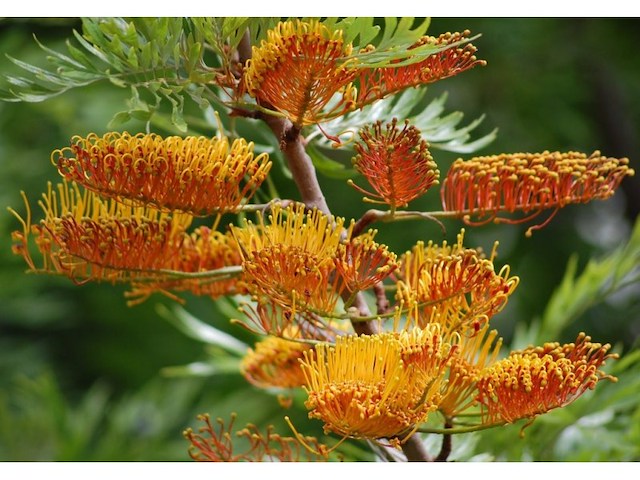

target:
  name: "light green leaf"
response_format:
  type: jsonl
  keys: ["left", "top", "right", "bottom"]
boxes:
{"left": 156, "top": 304, "right": 248, "bottom": 355}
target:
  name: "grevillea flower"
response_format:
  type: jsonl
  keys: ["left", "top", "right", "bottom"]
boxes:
{"left": 243, "top": 20, "right": 358, "bottom": 127}
{"left": 441, "top": 150, "right": 635, "bottom": 236}
{"left": 357, "top": 30, "right": 485, "bottom": 107}
{"left": 333, "top": 229, "right": 398, "bottom": 293}
{"left": 53, "top": 132, "right": 272, "bottom": 215}
{"left": 349, "top": 119, "right": 439, "bottom": 209}
{"left": 184, "top": 413, "right": 328, "bottom": 462}
{"left": 475, "top": 333, "right": 618, "bottom": 425}
{"left": 395, "top": 229, "right": 519, "bottom": 335}
{"left": 10, "top": 181, "right": 193, "bottom": 283}
{"left": 241, "top": 332, "right": 315, "bottom": 389}
{"left": 10, "top": 182, "right": 245, "bottom": 301}
{"left": 231, "top": 203, "right": 350, "bottom": 314}
{"left": 300, "top": 326, "right": 455, "bottom": 441}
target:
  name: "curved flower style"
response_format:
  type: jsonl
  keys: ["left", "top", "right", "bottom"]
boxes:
{"left": 333, "top": 229, "right": 398, "bottom": 293}
{"left": 53, "top": 132, "right": 272, "bottom": 215}
{"left": 300, "top": 327, "right": 455, "bottom": 441}
{"left": 241, "top": 332, "right": 315, "bottom": 389}
{"left": 441, "top": 150, "right": 635, "bottom": 236}
{"left": 349, "top": 119, "right": 439, "bottom": 209}
{"left": 395, "top": 229, "right": 519, "bottom": 335}
{"left": 231, "top": 203, "right": 350, "bottom": 314}
{"left": 357, "top": 30, "right": 485, "bottom": 107}
{"left": 185, "top": 413, "right": 328, "bottom": 462}
{"left": 244, "top": 20, "right": 358, "bottom": 127}
{"left": 438, "top": 326, "right": 503, "bottom": 418}
{"left": 475, "top": 333, "right": 618, "bottom": 425}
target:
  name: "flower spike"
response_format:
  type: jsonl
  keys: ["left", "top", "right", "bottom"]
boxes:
{"left": 231, "top": 203, "right": 349, "bottom": 315}
{"left": 300, "top": 327, "right": 455, "bottom": 441}
{"left": 349, "top": 119, "right": 439, "bottom": 209}
{"left": 357, "top": 30, "right": 485, "bottom": 107}
{"left": 396, "top": 229, "right": 519, "bottom": 335}
{"left": 244, "top": 20, "right": 358, "bottom": 127}
{"left": 53, "top": 132, "right": 272, "bottom": 215}
{"left": 10, "top": 182, "right": 244, "bottom": 300}
{"left": 475, "top": 333, "right": 618, "bottom": 425}
{"left": 441, "top": 150, "right": 635, "bottom": 236}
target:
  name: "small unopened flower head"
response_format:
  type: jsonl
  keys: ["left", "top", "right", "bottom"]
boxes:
{"left": 396, "top": 229, "right": 518, "bottom": 335}
{"left": 232, "top": 203, "right": 349, "bottom": 314}
{"left": 300, "top": 327, "right": 454, "bottom": 441}
{"left": 441, "top": 150, "right": 635, "bottom": 236}
{"left": 357, "top": 30, "right": 485, "bottom": 106}
{"left": 53, "top": 132, "right": 272, "bottom": 215}
{"left": 475, "top": 333, "right": 618, "bottom": 425}
{"left": 349, "top": 119, "right": 439, "bottom": 209}
{"left": 244, "top": 20, "right": 358, "bottom": 126}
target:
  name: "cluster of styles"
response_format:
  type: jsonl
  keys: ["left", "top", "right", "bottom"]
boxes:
{"left": 8, "top": 19, "right": 635, "bottom": 461}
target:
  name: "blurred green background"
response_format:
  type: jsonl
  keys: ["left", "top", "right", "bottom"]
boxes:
{"left": 0, "top": 18, "right": 638, "bottom": 461}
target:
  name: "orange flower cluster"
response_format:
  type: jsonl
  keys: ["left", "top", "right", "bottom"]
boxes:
{"left": 476, "top": 333, "right": 617, "bottom": 424}
{"left": 441, "top": 150, "right": 635, "bottom": 235}
{"left": 357, "top": 30, "right": 485, "bottom": 107}
{"left": 243, "top": 22, "right": 484, "bottom": 126}
{"left": 333, "top": 230, "right": 398, "bottom": 293}
{"left": 11, "top": 183, "right": 245, "bottom": 303}
{"left": 232, "top": 204, "right": 397, "bottom": 316}
{"left": 244, "top": 20, "right": 358, "bottom": 127}
{"left": 349, "top": 119, "right": 439, "bottom": 209}
{"left": 300, "top": 326, "right": 456, "bottom": 441}
{"left": 53, "top": 132, "right": 271, "bottom": 215}
{"left": 395, "top": 230, "right": 519, "bottom": 334}
{"left": 241, "top": 332, "right": 314, "bottom": 389}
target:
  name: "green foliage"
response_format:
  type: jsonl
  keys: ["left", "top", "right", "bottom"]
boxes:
{"left": 0, "top": 373, "right": 203, "bottom": 460}
{"left": 513, "top": 216, "right": 640, "bottom": 349}
{"left": 1, "top": 18, "right": 217, "bottom": 132}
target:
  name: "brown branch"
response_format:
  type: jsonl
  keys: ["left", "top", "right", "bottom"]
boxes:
{"left": 435, "top": 419, "right": 453, "bottom": 462}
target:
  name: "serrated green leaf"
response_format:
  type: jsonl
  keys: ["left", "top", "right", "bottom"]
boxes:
{"left": 309, "top": 89, "right": 494, "bottom": 156}
{"left": 432, "top": 128, "right": 498, "bottom": 154}
{"left": 537, "top": 217, "right": 640, "bottom": 343}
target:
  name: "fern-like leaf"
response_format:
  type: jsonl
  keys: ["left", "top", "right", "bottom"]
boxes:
{"left": 307, "top": 88, "right": 496, "bottom": 154}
